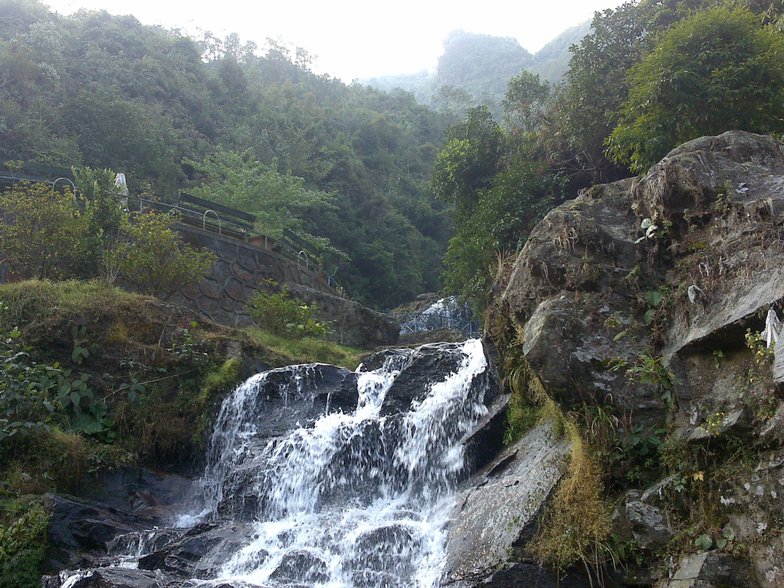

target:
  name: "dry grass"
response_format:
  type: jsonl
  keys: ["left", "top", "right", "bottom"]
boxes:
{"left": 530, "top": 418, "right": 613, "bottom": 582}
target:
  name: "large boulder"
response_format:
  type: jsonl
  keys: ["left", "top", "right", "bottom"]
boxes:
{"left": 362, "top": 341, "right": 499, "bottom": 416}
{"left": 498, "top": 131, "right": 784, "bottom": 424}
{"left": 492, "top": 131, "right": 784, "bottom": 586}
{"left": 44, "top": 494, "right": 161, "bottom": 572}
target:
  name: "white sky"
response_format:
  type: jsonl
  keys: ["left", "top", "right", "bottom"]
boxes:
{"left": 43, "top": 0, "right": 621, "bottom": 81}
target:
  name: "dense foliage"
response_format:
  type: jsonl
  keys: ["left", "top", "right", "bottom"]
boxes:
{"left": 247, "top": 281, "right": 329, "bottom": 339}
{"left": 0, "top": 0, "right": 452, "bottom": 308}
{"left": 0, "top": 183, "right": 92, "bottom": 280}
{"left": 606, "top": 6, "right": 784, "bottom": 171}
{"left": 106, "top": 212, "right": 218, "bottom": 301}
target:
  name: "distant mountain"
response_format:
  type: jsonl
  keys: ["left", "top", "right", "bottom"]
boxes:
{"left": 363, "top": 23, "right": 591, "bottom": 117}
{"left": 362, "top": 71, "right": 433, "bottom": 105}
{"left": 435, "top": 31, "right": 534, "bottom": 104}
{"left": 529, "top": 22, "right": 591, "bottom": 82}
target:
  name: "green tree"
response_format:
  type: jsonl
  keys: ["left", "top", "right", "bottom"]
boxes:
{"left": 108, "top": 211, "right": 216, "bottom": 300}
{"left": 185, "top": 148, "right": 344, "bottom": 260}
{"left": 432, "top": 106, "right": 502, "bottom": 216}
{"left": 502, "top": 71, "right": 550, "bottom": 132}
{"left": 434, "top": 106, "right": 555, "bottom": 312}
{"left": 606, "top": 7, "right": 784, "bottom": 172}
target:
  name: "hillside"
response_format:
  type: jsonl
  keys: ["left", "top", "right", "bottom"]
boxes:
{"left": 0, "top": 0, "right": 454, "bottom": 309}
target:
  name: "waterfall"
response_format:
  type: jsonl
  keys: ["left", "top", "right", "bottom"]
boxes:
{"left": 53, "top": 339, "right": 494, "bottom": 588}
{"left": 399, "top": 296, "right": 479, "bottom": 338}
{"left": 186, "top": 338, "right": 489, "bottom": 587}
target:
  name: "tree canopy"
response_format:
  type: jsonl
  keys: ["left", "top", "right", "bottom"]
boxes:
{"left": 606, "top": 6, "right": 784, "bottom": 171}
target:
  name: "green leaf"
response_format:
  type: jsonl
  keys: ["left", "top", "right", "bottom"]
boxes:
{"left": 69, "top": 413, "right": 106, "bottom": 435}
{"left": 644, "top": 308, "right": 656, "bottom": 325}
{"left": 644, "top": 290, "right": 662, "bottom": 308}
{"left": 72, "top": 346, "right": 89, "bottom": 364}
{"left": 694, "top": 533, "right": 713, "bottom": 551}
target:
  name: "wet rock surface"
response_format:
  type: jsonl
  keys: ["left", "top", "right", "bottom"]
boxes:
{"left": 45, "top": 493, "right": 162, "bottom": 572}
{"left": 236, "top": 363, "right": 361, "bottom": 441}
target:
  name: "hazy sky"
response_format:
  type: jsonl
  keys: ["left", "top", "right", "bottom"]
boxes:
{"left": 43, "top": 0, "right": 621, "bottom": 81}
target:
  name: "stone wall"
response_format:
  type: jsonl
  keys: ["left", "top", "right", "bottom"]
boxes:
{"left": 172, "top": 224, "right": 334, "bottom": 327}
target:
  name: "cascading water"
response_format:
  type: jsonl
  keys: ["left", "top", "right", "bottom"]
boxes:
{"left": 53, "top": 339, "right": 494, "bottom": 588}
{"left": 199, "top": 338, "right": 488, "bottom": 587}
{"left": 399, "top": 296, "right": 479, "bottom": 338}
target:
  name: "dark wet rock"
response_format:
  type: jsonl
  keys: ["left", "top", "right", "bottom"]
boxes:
{"left": 614, "top": 490, "right": 672, "bottom": 550}
{"left": 138, "top": 522, "right": 249, "bottom": 579}
{"left": 107, "top": 528, "right": 183, "bottom": 560}
{"left": 346, "top": 524, "right": 422, "bottom": 577}
{"left": 244, "top": 363, "right": 360, "bottom": 440}
{"left": 378, "top": 343, "right": 467, "bottom": 414}
{"left": 268, "top": 549, "right": 329, "bottom": 584}
{"left": 363, "top": 342, "right": 499, "bottom": 416}
{"left": 462, "top": 563, "right": 590, "bottom": 588}
{"left": 462, "top": 392, "right": 510, "bottom": 474}
{"left": 82, "top": 467, "right": 191, "bottom": 518}
{"left": 44, "top": 494, "right": 160, "bottom": 572}
{"left": 440, "top": 420, "right": 570, "bottom": 586}
{"left": 43, "top": 567, "right": 176, "bottom": 588}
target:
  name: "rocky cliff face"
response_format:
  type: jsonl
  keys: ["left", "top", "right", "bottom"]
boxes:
{"left": 489, "top": 131, "right": 784, "bottom": 586}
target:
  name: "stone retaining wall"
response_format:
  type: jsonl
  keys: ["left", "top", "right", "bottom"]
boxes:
{"left": 172, "top": 224, "right": 334, "bottom": 327}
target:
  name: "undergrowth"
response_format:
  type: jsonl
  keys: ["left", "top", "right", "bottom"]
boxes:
{"left": 0, "top": 498, "right": 48, "bottom": 588}
{"left": 245, "top": 327, "right": 364, "bottom": 369}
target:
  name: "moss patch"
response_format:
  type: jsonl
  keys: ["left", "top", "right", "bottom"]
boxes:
{"left": 244, "top": 327, "right": 364, "bottom": 369}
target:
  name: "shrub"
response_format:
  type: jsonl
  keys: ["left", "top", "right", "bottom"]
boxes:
{"left": 247, "top": 281, "right": 328, "bottom": 339}
{"left": 606, "top": 7, "right": 784, "bottom": 172}
{"left": 0, "top": 182, "right": 93, "bottom": 279}
{"left": 107, "top": 211, "right": 216, "bottom": 300}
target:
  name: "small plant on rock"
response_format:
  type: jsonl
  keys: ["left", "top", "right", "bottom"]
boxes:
{"left": 247, "top": 281, "right": 328, "bottom": 339}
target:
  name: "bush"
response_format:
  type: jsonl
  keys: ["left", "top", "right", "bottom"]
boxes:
{"left": 107, "top": 211, "right": 216, "bottom": 300}
{"left": 0, "top": 182, "right": 94, "bottom": 279}
{"left": 247, "top": 282, "right": 328, "bottom": 339}
{"left": 606, "top": 7, "right": 784, "bottom": 172}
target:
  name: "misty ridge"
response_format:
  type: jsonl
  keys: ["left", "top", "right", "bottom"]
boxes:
{"left": 363, "top": 24, "right": 590, "bottom": 116}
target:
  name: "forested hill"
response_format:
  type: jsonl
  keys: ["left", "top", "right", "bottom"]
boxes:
{"left": 364, "top": 24, "right": 590, "bottom": 115}
{"left": 0, "top": 0, "right": 455, "bottom": 309}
